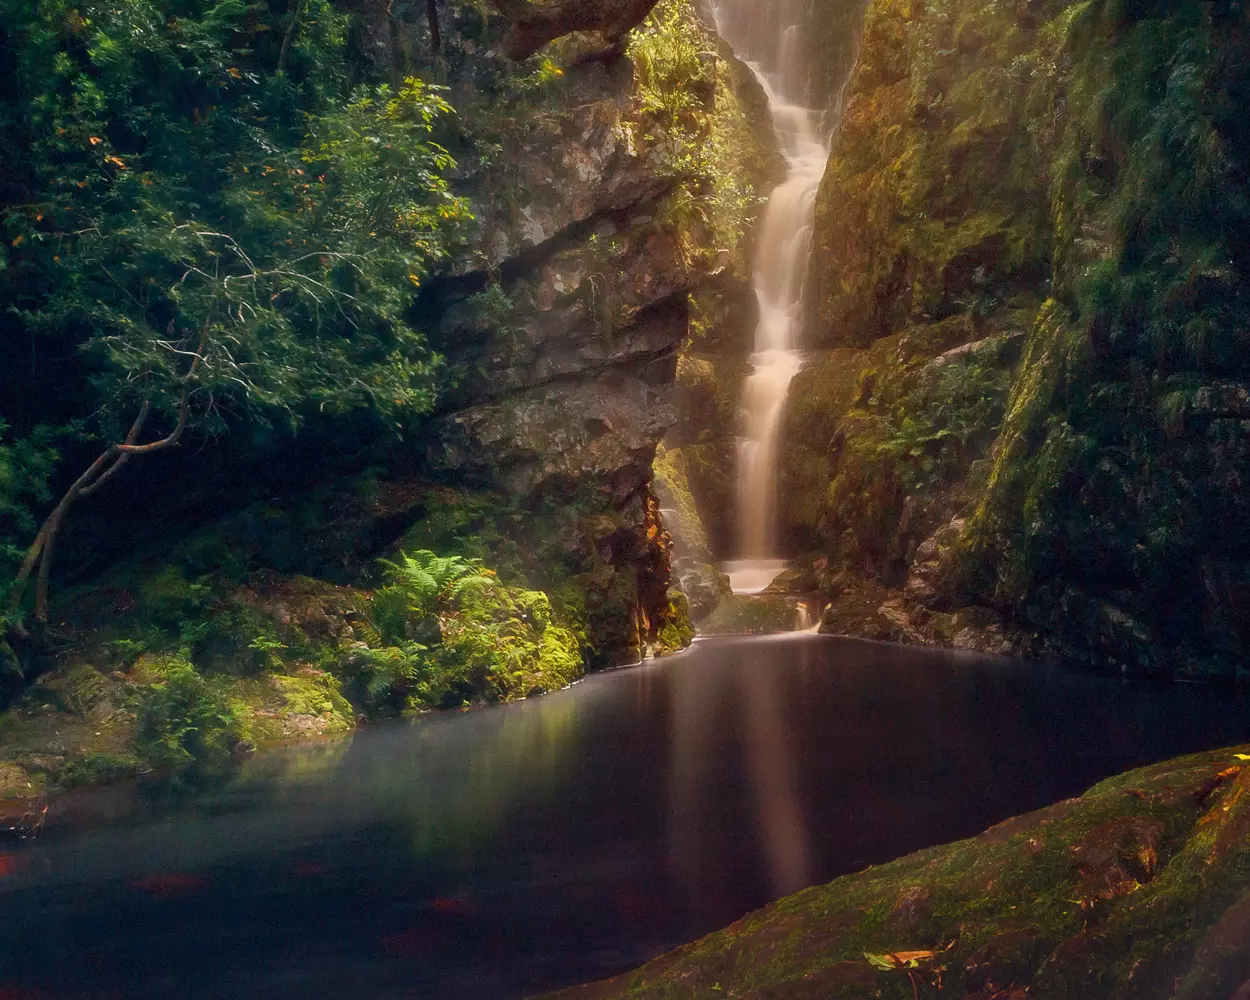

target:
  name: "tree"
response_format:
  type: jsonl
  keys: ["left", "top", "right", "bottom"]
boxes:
{"left": 0, "top": 0, "right": 472, "bottom": 635}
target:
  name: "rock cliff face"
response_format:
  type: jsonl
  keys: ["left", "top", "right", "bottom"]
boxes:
{"left": 328, "top": 0, "right": 756, "bottom": 664}
{"left": 780, "top": 0, "right": 1250, "bottom": 677}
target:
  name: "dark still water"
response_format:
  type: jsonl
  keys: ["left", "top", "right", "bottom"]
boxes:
{"left": 3, "top": 636, "right": 1250, "bottom": 999}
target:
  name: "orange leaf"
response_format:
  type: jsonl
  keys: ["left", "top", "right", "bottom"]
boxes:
{"left": 890, "top": 951, "right": 937, "bottom": 964}
{"left": 88, "top": 135, "right": 103, "bottom": 145}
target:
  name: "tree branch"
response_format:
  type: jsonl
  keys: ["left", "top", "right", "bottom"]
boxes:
{"left": 79, "top": 401, "right": 151, "bottom": 498}
{"left": 427, "top": 0, "right": 442, "bottom": 52}
{"left": 278, "top": 0, "right": 301, "bottom": 74}
{"left": 14, "top": 324, "right": 209, "bottom": 628}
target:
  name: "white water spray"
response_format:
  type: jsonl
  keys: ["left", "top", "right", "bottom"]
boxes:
{"left": 713, "top": 0, "right": 831, "bottom": 595}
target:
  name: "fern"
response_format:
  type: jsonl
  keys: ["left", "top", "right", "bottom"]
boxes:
{"left": 378, "top": 550, "right": 493, "bottom": 607}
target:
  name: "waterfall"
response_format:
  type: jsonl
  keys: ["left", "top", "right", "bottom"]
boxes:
{"left": 712, "top": 0, "right": 831, "bottom": 595}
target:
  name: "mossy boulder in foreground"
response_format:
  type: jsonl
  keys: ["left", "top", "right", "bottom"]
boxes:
{"left": 545, "top": 745, "right": 1250, "bottom": 1000}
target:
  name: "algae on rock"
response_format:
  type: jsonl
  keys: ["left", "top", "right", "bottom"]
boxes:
{"left": 546, "top": 745, "right": 1250, "bottom": 1000}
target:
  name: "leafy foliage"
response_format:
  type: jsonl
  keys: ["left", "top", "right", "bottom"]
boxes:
{"left": 353, "top": 549, "right": 584, "bottom": 712}
{"left": 628, "top": 0, "right": 765, "bottom": 266}
{"left": 0, "top": 0, "right": 471, "bottom": 613}
{"left": 0, "top": 422, "right": 61, "bottom": 584}
{"left": 373, "top": 550, "right": 496, "bottom": 635}
{"left": 132, "top": 653, "right": 241, "bottom": 775}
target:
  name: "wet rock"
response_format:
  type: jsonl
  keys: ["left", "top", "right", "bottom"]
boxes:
{"left": 927, "top": 332, "right": 1027, "bottom": 371}
{"left": 877, "top": 599, "right": 926, "bottom": 644}
{"left": 492, "top": 0, "right": 661, "bottom": 60}
{"left": 888, "top": 885, "right": 933, "bottom": 933}
{"left": 673, "top": 558, "right": 732, "bottom": 621}
{"left": 762, "top": 568, "right": 819, "bottom": 596}
{"left": 816, "top": 577, "right": 895, "bottom": 640}
{"left": 699, "top": 595, "right": 798, "bottom": 635}
{"left": 903, "top": 517, "right": 966, "bottom": 610}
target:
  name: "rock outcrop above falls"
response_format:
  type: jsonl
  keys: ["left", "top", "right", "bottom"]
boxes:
{"left": 431, "top": 54, "right": 684, "bottom": 505}
{"left": 491, "top": 0, "right": 662, "bottom": 60}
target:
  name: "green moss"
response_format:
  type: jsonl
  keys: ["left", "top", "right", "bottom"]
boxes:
{"left": 698, "top": 594, "right": 798, "bottom": 635}
{"left": 796, "top": 0, "right": 1250, "bottom": 671}
{"left": 55, "top": 752, "right": 142, "bottom": 790}
{"left": 658, "top": 590, "right": 697, "bottom": 652}
{"left": 270, "top": 673, "right": 354, "bottom": 733}
{"left": 0, "top": 762, "right": 41, "bottom": 799}
{"left": 24, "top": 664, "right": 110, "bottom": 718}
{"left": 653, "top": 443, "right": 713, "bottom": 563}
{"left": 545, "top": 746, "right": 1250, "bottom": 1000}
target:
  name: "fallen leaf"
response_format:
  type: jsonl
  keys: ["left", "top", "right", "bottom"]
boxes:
{"left": 891, "top": 950, "right": 938, "bottom": 965}
{"left": 864, "top": 950, "right": 937, "bottom": 970}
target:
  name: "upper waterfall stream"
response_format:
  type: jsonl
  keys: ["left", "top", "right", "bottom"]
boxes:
{"left": 712, "top": 0, "right": 830, "bottom": 595}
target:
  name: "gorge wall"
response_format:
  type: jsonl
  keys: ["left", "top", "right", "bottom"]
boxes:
{"left": 771, "top": 0, "right": 1250, "bottom": 678}
{"left": 2, "top": 0, "right": 771, "bottom": 797}
{"left": 0, "top": 0, "right": 777, "bottom": 775}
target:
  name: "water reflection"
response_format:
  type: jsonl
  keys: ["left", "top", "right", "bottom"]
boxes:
{"left": 3, "top": 637, "right": 1250, "bottom": 1000}
{"left": 668, "top": 640, "right": 811, "bottom": 901}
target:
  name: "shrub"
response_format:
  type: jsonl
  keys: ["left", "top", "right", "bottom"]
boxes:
{"left": 132, "top": 655, "right": 241, "bottom": 776}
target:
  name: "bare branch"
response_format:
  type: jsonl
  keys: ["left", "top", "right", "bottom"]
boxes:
{"left": 80, "top": 401, "right": 151, "bottom": 498}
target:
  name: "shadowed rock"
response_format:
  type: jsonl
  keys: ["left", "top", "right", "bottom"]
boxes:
{"left": 492, "top": 0, "right": 661, "bottom": 60}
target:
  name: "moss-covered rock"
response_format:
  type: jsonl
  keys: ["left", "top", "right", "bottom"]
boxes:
{"left": 698, "top": 594, "right": 799, "bottom": 635}
{"left": 792, "top": 0, "right": 1250, "bottom": 676}
{"left": 546, "top": 745, "right": 1250, "bottom": 1000}
{"left": 269, "top": 671, "right": 355, "bottom": 737}
{"left": 0, "top": 761, "right": 40, "bottom": 800}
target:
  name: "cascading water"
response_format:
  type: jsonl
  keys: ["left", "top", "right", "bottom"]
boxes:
{"left": 712, "top": 0, "right": 831, "bottom": 596}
